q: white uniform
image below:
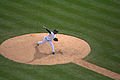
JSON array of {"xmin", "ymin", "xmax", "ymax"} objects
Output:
[{"xmin": 37, "ymin": 32, "xmax": 56, "ymax": 52}]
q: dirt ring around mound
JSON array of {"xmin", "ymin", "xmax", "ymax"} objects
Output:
[{"xmin": 0, "ymin": 33, "xmax": 91, "ymax": 65}]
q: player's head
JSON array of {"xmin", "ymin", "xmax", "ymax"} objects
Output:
[{"xmin": 53, "ymin": 29, "xmax": 58, "ymax": 34}]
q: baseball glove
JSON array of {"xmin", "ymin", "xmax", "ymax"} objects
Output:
[{"xmin": 53, "ymin": 38, "xmax": 58, "ymax": 41}]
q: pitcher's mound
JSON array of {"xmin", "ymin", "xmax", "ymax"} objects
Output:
[{"xmin": 0, "ymin": 33, "xmax": 91, "ymax": 65}]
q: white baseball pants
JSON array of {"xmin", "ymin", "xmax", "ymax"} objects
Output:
[{"xmin": 37, "ymin": 37, "xmax": 55, "ymax": 52}]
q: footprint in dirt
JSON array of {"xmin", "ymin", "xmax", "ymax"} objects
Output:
[{"xmin": 55, "ymin": 49, "xmax": 63, "ymax": 55}]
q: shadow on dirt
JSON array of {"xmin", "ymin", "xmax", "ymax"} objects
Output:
[
  {"xmin": 27, "ymin": 46, "xmax": 51, "ymax": 63},
  {"xmin": 27, "ymin": 45, "xmax": 64, "ymax": 63}
]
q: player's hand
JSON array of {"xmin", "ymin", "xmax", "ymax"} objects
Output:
[{"xmin": 42, "ymin": 26, "xmax": 46, "ymax": 29}]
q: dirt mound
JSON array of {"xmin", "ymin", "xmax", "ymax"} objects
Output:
[{"xmin": 0, "ymin": 33, "xmax": 91, "ymax": 65}]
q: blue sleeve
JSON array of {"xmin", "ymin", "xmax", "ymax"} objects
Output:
[{"xmin": 46, "ymin": 28, "xmax": 51, "ymax": 34}]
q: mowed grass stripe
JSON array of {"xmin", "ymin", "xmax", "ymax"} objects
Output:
[
  {"xmin": 0, "ymin": 17, "xmax": 22, "ymax": 30},
  {"xmin": 0, "ymin": 77, "xmax": 8, "ymax": 80},
  {"xmin": 94, "ymin": 0, "xmax": 120, "ymax": 9},
  {"xmin": 110, "ymin": 0, "xmax": 120, "ymax": 4},
  {"xmin": 0, "ymin": 67, "xmax": 36, "ymax": 80},
  {"xmin": 1, "ymin": 64, "xmax": 71, "ymax": 80},
  {"xmin": 0, "ymin": 2, "xmax": 43, "ymax": 28},
  {"xmin": 53, "ymin": 0, "xmax": 120, "ymax": 13},
  {"xmin": 56, "ymin": 0, "xmax": 120, "ymax": 27},
  {"xmin": 0, "ymin": 8, "xmax": 41, "ymax": 29},
  {"xmin": 0, "ymin": 70, "xmax": 20, "ymax": 80},
  {"xmin": 11, "ymin": 65, "xmax": 79, "ymax": 80},
  {"xmin": 52, "ymin": 0, "xmax": 120, "ymax": 24},
  {"xmin": 76, "ymin": 0, "xmax": 120, "ymax": 14}
]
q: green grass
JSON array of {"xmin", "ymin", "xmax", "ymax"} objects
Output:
[
  {"xmin": 0, "ymin": 0, "xmax": 120, "ymax": 80},
  {"xmin": 0, "ymin": 56, "xmax": 112, "ymax": 80}
]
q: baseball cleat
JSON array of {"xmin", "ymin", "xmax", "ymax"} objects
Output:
[
  {"xmin": 52, "ymin": 52, "xmax": 55, "ymax": 55},
  {"xmin": 37, "ymin": 44, "xmax": 39, "ymax": 46}
]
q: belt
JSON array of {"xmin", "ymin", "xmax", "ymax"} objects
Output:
[{"xmin": 45, "ymin": 37, "xmax": 51, "ymax": 41}]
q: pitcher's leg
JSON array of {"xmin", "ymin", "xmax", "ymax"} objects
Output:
[
  {"xmin": 37, "ymin": 37, "xmax": 47, "ymax": 45},
  {"xmin": 48, "ymin": 41, "xmax": 55, "ymax": 54}
]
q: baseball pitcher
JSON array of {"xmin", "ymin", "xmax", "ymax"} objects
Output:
[{"xmin": 37, "ymin": 26, "xmax": 58, "ymax": 54}]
